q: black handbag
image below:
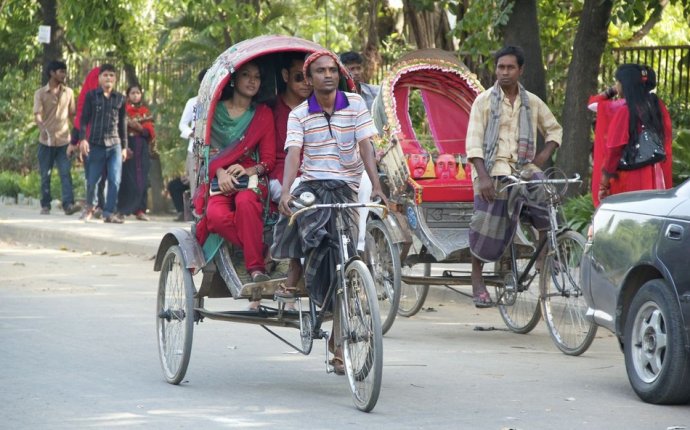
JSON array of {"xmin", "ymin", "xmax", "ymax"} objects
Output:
[
  {"xmin": 618, "ymin": 126, "xmax": 666, "ymax": 170},
  {"xmin": 210, "ymin": 175, "xmax": 249, "ymax": 194}
]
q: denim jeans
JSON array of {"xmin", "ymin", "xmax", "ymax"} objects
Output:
[
  {"xmin": 86, "ymin": 145, "xmax": 122, "ymax": 218},
  {"xmin": 38, "ymin": 143, "xmax": 74, "ymax": 209}
]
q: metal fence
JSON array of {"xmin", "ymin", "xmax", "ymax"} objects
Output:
[{"xmin": 605, "ymin": 45, "xmax": 690, "ymax": 121}]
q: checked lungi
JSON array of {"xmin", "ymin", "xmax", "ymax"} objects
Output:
[
  {"xmin": 469, "ymin": 171, "xmax": 551, "ymax": 262},
  {"xmin": 271, "ymin": 179, "xmax": 358, "ymax": 306}
]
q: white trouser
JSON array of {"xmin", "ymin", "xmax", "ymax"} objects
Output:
[
  {"xmin": 357, "ymin": 173, "xmax": 372, "ymax": 252},
  {"xmin": 269, "ymin": 177, "xmax": 303, "ymax": 203}
]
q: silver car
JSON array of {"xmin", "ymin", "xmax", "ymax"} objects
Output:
[{"xmin": 581, "ymin": 178, "xmax": 690, "ymax": 404}]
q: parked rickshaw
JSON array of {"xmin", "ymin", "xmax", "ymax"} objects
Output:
[
  {"xmin": 365, "ymin": 49, "xmax": 596, "ymax": 355},
  {"xmin": 153, "ymin": 35, "xmax": 386, "ymax": 412}
]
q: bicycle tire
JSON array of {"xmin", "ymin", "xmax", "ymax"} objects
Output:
[
  {"xmin": 365, "ymin": 219, "xmax": 402, "ymax": 334},
  {"xmin": 339, "ymin": 260, "xmax": 383, "ymax": 412},
  {"xmin": 156, "ymin": 245, "xmax": 195, "ymax": 384},
  {"xmin": 398, "ymin": 263, "xmax": 430, "ymax": 317},
  {"xmin": 541, "ymin": 230, "xmax": 597, "ymax": 356},
  {"xmin": 496, "ymin": 246, "xmax": 541, "ymax": 334}
]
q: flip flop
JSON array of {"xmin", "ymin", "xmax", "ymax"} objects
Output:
[
  {"xmin": 329, "ymin": 349, "xmax": 345, "ymax": 375},
  {"xmin": 473, "ymin": 290, "xmax": 495, "ymax": 308}
]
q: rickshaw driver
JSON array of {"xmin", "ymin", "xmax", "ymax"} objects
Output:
[
  {"xmin": 271, "ymin": 51, "xmax": 387, "ymax": 373},
  {"xmin": 465, "ymin": 45, "xmax": 562, "ymax": 308}
]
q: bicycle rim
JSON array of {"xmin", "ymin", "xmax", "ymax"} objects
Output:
[
  {"xmin": 497, "ymin": 253, "xmax": 541, "ymax": 334},
  {"xmin": 340, "ymin": 260, "xmax": 383, "ymax": 412},
  {"xmin": 157, "ymin": 245, "xmax": 195, "ymax": 384},
  {"xmin": 541, "ymin": 231, "xmax": 597, "ymax": 356}
]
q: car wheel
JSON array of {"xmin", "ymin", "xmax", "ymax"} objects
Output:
[{"xmin": 623, "ymin": 279, "xmax": 690, "ymax": 404}]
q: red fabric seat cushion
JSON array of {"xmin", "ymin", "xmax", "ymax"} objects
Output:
[{"xmin": 414, "ymin": 178, "xmax": 474, "ymax": 202}]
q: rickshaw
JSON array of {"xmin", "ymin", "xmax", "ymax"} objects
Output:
[
  {"xmin": 365, "ymin": 49, "xmax": 596, "ymax": 355},
  {"xmin": 153, "ymin": 35, "xmax": 386, "ymax": 412}
]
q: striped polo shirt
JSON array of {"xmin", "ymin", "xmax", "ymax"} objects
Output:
[{"xmin": 285, "ymin": 91, "xmax": 377, "ymax": 187}]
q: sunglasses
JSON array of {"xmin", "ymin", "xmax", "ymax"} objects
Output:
[{"xmin": 292, "ymin": 72, "xmax": 305, "ymax": 82}]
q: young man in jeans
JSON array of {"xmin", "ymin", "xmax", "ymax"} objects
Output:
[
  {"xmin": 78, "ymin": 64, "xmax": 129, "ymax": 223},
  {"xmin": 32, "ymin": 60, "xmax": 81, "ymax": 215}
]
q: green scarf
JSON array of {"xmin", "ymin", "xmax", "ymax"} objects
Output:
[{"xmin": 210, "ymin": 102, "xmax": 255, "ymax": 151}]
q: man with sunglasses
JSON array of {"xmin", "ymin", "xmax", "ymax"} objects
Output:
[{"xmin": 269, "ymin": 53, "xmax": 312, "ymax": 202}]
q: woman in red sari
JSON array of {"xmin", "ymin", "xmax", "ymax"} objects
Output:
[
  {"xmin": 597, "ymin": 64, "xmax": 673, "ymax": 205},
  {"xmin": 118, "ymin": 85, "xmax": 156, "ymax": 220},
  {"xmin": 194, "ymin": 62, "xmax": 276, "ymax": 308}
]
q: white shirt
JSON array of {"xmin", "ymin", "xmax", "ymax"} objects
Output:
[{"xmin": 179, "ymin": 96, "xmax": 197, "ymax": 153}]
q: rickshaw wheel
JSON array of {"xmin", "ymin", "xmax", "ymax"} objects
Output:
[
  {"xmin": 496, "ymin": 251, "xmax": 541, "ymax": 334},
  {"xmin": 339, "ymin": 260, "xmax": 383, "ymax": 412},
  {"xmin": 541, "ymin": 231, "xmax": 597, "ymax": 356},
  {"xmin": 365, "ymin": 219, "xmax": 402, "ymax": 334},
  {"xmin": 398, "ymin": 263, "xmax": 430, "ymax": 317},
  {"xmin": 157, "ymin": 245, "xmax": 195, "ymax": 385},
  {"xmin": 300, "ymin": 312, "xmax": 313, "ymax": 355}
]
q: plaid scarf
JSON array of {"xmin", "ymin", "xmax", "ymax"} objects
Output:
[{"xmin": 483, "ymin": 82, "xmax": 534, "ymax": 174}]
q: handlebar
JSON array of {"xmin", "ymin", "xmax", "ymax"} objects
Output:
[
  {"xmin": 498, "ymin": 173, "xmax": 581, "ymax": 194},
  {"xmin": 288, "ymin": 193, "xmax": 388, "ymax": 226}
]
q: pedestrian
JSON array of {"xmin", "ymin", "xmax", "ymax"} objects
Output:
[
  {"xmin": 465, "ymin": 45, "xmax": 562, "ymax": 308},
  {"xmin": 271, "ymin": 51, "xmax": 386, "ymax": 373},
  {"xmin": 71, "ymin": 66, "xmax": 106, "ymax": 218},
  {"xmin": 78, "ymin": 64, "xmax": 129, "ymax": 223},
  {"xmin": 32, "ymin": 60, "xmax": 81, "ymax": 215},
  {"xmin": 178, "ymin": 68, "xmax": 207, "ymax": 203},
  {"xmin": 595, "ymin": 64, "xmax": 673, "ymax": 204},
  {"xmin": 117, "ymin": 84, "xmax": 156, "ymax": 221}
]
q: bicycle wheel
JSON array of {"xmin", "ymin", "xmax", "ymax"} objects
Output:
[
  {"xmin": 365, "ymin": 219, "xmax": 401, "ymax": 334},
  {"xmin": 339, "ymin": 260, "xmax": 383, "ymax": 412},
  {"xmin": 496, "ymin": 245, "xmax": 541, "ymax": 334},
  {"xmin": 541, "ymin": 230, "xmax": 597, "ymax": 356},
  {"xmin": 398, "ymin": 262, "xmax": 430, "ymax": 317},
  {"xmin": 157, "ymin": 245, "xmax": 195, "ymax": 384}
]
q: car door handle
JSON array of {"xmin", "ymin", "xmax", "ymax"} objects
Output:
[{"xmin": 665, "ymin": 224, "xmax": 684, "ymax": 240}]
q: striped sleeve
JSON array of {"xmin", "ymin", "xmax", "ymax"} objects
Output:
[{"xmin": 285, "ymin": 108, "xmax": 305, "ymax": 150}]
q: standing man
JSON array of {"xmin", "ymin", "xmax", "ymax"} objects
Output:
[
  {"xmin": 340, "ymin": 51, "xmax": 379, "ymax": 254},
  {"xmin": 271, "ymin": 51, "xmax": 386, "ymax": 374},
  {"xmin": 339, "ymin": 51, "xmax": 379, "ymax": 111},
  {"xmin": 33, "ymin": 60, "xmax": 81, "ymax": 215},
  {"xmin": 466, "ymin": 46, "xmax": 562, "ymax": 308},
  {"xmin": 268, "ymin": 53, "xmax": 312, "ymax": 202},
  {"xmin": 78, "ymin": 64, "xmax": 128, "ymax": 224},
  {"xmin": 178, "ymin": 68, "xmax": 207, "ymax": 202}
]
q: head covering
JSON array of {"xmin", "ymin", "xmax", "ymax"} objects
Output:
[
  {"xmin": 303, "ymin": 50, "xmax": 341, "ymax": 77},
  {"xmin": 74, "ymin": 66, "xmax": 101, "ymax": 129}
]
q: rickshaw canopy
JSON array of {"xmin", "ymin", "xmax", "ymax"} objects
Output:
[{"xmin": 194, "ymin": 35, "xmax": 356, "ymax": 148}]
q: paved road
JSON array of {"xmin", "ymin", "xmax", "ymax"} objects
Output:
[{"xmin": 1, "ymin": 240, "xmax": 688, "ymax": 429}]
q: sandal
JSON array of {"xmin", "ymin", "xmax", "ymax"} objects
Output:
[
  {"xmin": 329, "ymin": 349, "xmax": 345, "ymax": 375},
  {"xmin": 251, "ymin": 271, "xmax": 270, "ymax": 283},
  {"xmin": 473, "ymin": 290, "xmax": 495, "ymax": 309}
]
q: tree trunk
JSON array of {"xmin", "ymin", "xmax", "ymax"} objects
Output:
[
  {"xmin": 502, "ymin": 0, "xmax": 546, "ymax": 101},
  {"xmin": 363, "ymin": 0, "xmax": 381, "ymax": 83},
  {"xmin": 39, "ymin": 0, "xmax": 63, "ymax": 85},
  {"xmin": 502, "ymin": 0, "xmax": 550, "ymax": 164},
  {"xmin": 149, "ymin": 158, "xmax": 168, "ymax": 214},
  {"xmin": 557, "ymin": 0, "xmax": 613, "ymax": 194}
]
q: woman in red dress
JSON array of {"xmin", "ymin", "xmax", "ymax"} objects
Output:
[
  {"xmin": 193, "ymin": 62, "xmax": 276, "ymax": 309},
  {"xmin": 118, "ymin": 85, "xmax": 156, "ymax": 220},
  {"xmin": 596, "ymin": 64, "xmax": 673, "ymax": 205}
]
